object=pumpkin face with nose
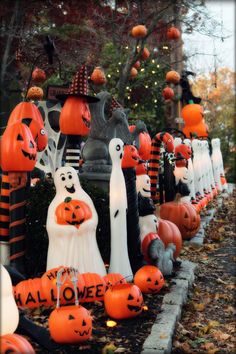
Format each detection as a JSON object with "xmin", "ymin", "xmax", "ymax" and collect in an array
[
  {"xmin": 104, "ymin": 283, "xmax": 143, "ymax": 320},
  {"xmin": 134, "ymin": 265, "xmax": 165, "ymax": 294},
  {"xmin": 0, "ymin": 122, "xmax": 37, "ymax": 171},
  {"xmin": 49, "ymin": 305, "xmax": 92, "ymax": 343}
]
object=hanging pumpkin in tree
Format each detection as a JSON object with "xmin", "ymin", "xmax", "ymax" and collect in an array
[
  {"xmin": 162, "ymin": 87, "xmax": 174, "ymax": 100},
  {"xmin": 167, "ymin": 27, "xmax": 181, "ymax": 40},
  {"xmin": 130, "ymin": 67, "xmax": 138, "ymax": 79},
  {"xmin": 55, "ymin": 197, "xmax": 92, "ymax": 228},
  {"xmin": 134, "ymin": 265, "xmax": 165, "ymax": 294},
  {"xmin": 131, "ymin": 25, "xmax": 147, "ymax": 39},
  {"xmin": 104, "ymin": 283, "xmax": 144, "ymax": 320},
  {"xmin": 49, "ymin": 305, "xmax": 92, "ymax": 344},
  {"xmin": 27, "ymin": 86, "xmax": 44, "ymax": 100},
  {"xmin": 0, "ymin": 333, "xmax": 35, "ymax": 354},
  {"xmin": 32, "ymin": 67, "xmax": 46, "ymax": 83},
  {"xmin": 140, "ymin": 47, "xmax": 150, "ymax": 60},
  {"xmin": 165, "ymin": 71, "xmax": 180, "ymax": 84},
  {"xmin": 133, "ymin": 61, "xmax": 141, "ymax": 69},
  {"xmin": 0, "ymin": 122, "xmax": 37, "ymax": 172},
  {"xmin": 160, "ymin": 194, "xmax": 200, "ymax": 239},
  {"xmin": 90, "ymin": 67, "xmax": 107, "ymax": 85}
]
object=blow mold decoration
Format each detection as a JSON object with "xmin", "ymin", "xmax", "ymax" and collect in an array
[
  {"xmin": 58, "ymin": 64, "xmax": 99, "ymax": 136},
  {"xmin": 108, "ymin": 138, "xmax": 133, "ymax": 279},
  {"xmin": 0, "ymin": 264, "xmax": 19, "ymax": 335},
  {"xmin": 134, "ymin": 265, "xmax": 165, "ymax": 294},
  {"xmin": 48, "ymin": 268, "xmax": 93, "ymax": 344},
  {"xmin": 181, "ymin": 102, "xmax": 208, "ymax": 138},
  {"xmin": 46, "ymin": 166, "xmax": 106, "ymax": 276},
  {"xmin": 0, "ymin": 333, "xmax": 35, "ymax": 354}
]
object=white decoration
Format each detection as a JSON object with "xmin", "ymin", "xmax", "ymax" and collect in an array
[
  {"xmin": 46, "ymin": 166, "xmax": 106, "ymax": 275},
  {"xmin": 192, "ymin": 139, "xmax": 204, "ymax": 196},
  {"xmin": 108, "ymin": 138, "xmax": 133, "ymax": 279},
  {"xmin": 136, "ymin": 174, "xmax": 151, "ymax": 198},
  {"xmin": 183, "ymin": 139, "xmax": 196, "ymax": 200}
]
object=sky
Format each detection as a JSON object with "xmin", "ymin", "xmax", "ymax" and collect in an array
[{"xmin": 182, "ymin": 0, "xmax": 235, "ymax": 74}]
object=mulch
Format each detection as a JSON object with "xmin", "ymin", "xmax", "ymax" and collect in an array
[{"xmin": 18, "ymin": 189, "xmax": 236, "ymax": 354}]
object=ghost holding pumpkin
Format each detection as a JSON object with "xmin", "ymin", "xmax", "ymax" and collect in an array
[{"xmin": 46, "ymin": 166, "xmax": 106, "ymax": 275}]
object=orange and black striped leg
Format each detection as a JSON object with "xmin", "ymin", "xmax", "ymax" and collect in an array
[{"xmin": 0, "ymin": 171, "xmax": 10, "ymax": 241}]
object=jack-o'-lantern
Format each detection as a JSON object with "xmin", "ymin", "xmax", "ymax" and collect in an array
[
  {"xmin": 167, "ymin": 27, "xmax": 181, "ymax": 40},
  {"xmin": 122, "ymin": 145, "xmax": 140, "ymax": 169},
  {"xmin": 32, "ymin": 67, "xmax": 46, "ymax": 83},
  {"xmin": 59, "ymin": 96, "xmax": 91, "ymax": 136},
  {"xmin": 103, "ymin": 273, "xmax": 127, "ymax": 288},
  {"xmin": 160, "ymin": 194, "xmax": 200, "ymax": 239},
  {"xmin": 41, "ymin": 267, "xmax": 85, "ymax": 306},
  {"xmin": 162, "ymin": 87, "xmax": 174, "ymax": 100},
  {"xmin": 27, "ymin": 86, "xmax": 44, "ymax": 100},
  {"xmin": 55, "ymin": 197, "xmax": 92, "ymax": 228},
  {"xmin": 165, "ymin": 70, "xmax": 180, "ymax": 84},
  {"xmin": 49, "ymin": 305, "xmax": 92, "ymax": 344},
  {"xmin": 181, "ymin": 104, "xmax": 204, "ymax": 126},
  {"xmin": 131, "ymin": 25, "xmax": 147, "ymax": 39},
  {"xmin": 104, "ymin": 283, "xmax": 143, "ymax": 320},
  {"xmin": 0, "ymin": 122, "xmax": 37, "ymax": 172},
  {"xmin": 134, "ymin": 265, "xmax": 165, "ymax": 294},
  {"xmin": 175, "ymin": 144, "xmax": 192, "ymax": 167},
  {"xmin": 90, "ymin": 67, "xmax": 107, "ymax": 85},
  {"xmin": 129, "ymin": 125, "xmax": 152, "ymax": 161},
  {"xmin": 0, "ymin": 333, "xmax": 35, "ymax": 354},
  {"xmin": 157, "ymin": 218, "xmax": 182, "ymax": 259},
  {"xmin": 81, "ymin": 273, "xmax": 106, "ymax": 302},
  {"xmin": 8, "ymin": 101, "xmax": 48, "ymax": 151},
  {"xmin": 14, "ymin": 278, "xmax": 49, "ymax": 309}
]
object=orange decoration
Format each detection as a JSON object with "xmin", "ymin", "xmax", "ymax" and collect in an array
[
  {"xmin": 167, "ymin": 27, "xmax": 181, "ymax": 40},
  {"xmin": 27, "ymin": 86, "xmax": 44, "ymax": 100},
  {"xmin": 165, "ymin": 70, "xmax": 180, "ymax": 84},
  {"xmin": 131, "ymin": 25, "xmax": 147, "ymax": 39},
  {"xmin": 90, "ymin": 67, "xmax": 107, "ymax": 85},
  {"xmin": 14, "ymin": 278, "xmax": 49, "ymax": 309},
  {"xmin": 162, "ymin": 87, "xmax": 174, "ymax": 100},
  {"xmin": 133, "ymin": 61, "xmax": 141, "ymax": 69},
  {"xmin": 80, "ymin": 273, "xmax": 106, "ymax": 302},
  {"xmin": 140, "ymin": 47, "xmax": 150, "ymax": 60},
  {"xmin": 129, "ymin": 125, "xmax": 152, "ymax": 161},
  {"xmin": 55, "ymin": 197, "xmax": 92, "ymax": 228},
  {"xmin": 0, "ymin": 333, "xmax": 35, "ymax": 354},
  {"xmin": 181, "ymin": 104, "xmax": 204, "ymax": 125},
  {"xmin": 32, "ymin": 67, "xmax": 46, "ymax": 83},
  {"xmin": 130, "ymin": 67, "xmax": 138, "ymax": 78},
  {"xmin": 134, "ymin": 265, "xmax": 165, "ymax": 294},
  {"xmin": 103, "ymin": 273, "xmax": 127, "ymax": 288},
  {"xmin": 157, "ymin": 218, "xmax": 182, "ymax": 259},
  {"xmin": 122, "ymin": 145, "xmax": 140, "ymax": 169},
  {"xmin": 183, "ymin": 122, "xmax": 208, "ymax": 138}
]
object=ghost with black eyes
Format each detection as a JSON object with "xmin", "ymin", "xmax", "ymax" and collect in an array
[{"xmin": 46, "ymin": 166, "xmax": 106, "ymax": 275}]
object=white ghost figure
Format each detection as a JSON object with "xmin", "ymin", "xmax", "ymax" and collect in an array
[
  {"xmin": 174, "ymin": 166, "xmax": 191, "ymax": 202},
  {"xmin": 174, "ymin": 137, "xmax": 182, "ymax": 148},
  {"xmin": 139, "ymin": 214, "xmax": 159, "ymax": 242},
  {"xmin": 211, "ymin": 138, "xmax": 226, "ymax": 191},
  {"xmin": 136, "ymin": 174, "xmax": 151, "ymax": 198},
  {"xmin": 0, "ymin": 264, "xmax": 19, "ymax": 335},
  {"xmin": 108, "ymin": 138, "xmax": 133, "ymax": 279},
  {"xmin": 183, "ymin": 139, "xmax": 196, "ymax": 200},
  {"xmin": 192, "ymin": 139, "xmax": 204, "ymax": 197},
  {"xmin": 203, "ymin": 140, "xmax": 215, "ymax": 191},
  {"xmin": 46, "ymin": 166, "xmax": 106, "ymax": 275}
]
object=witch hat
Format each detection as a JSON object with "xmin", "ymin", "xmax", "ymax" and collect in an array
[{"xmin": 56, "ymin": 64, "xmax": 99, "ymax": 102}]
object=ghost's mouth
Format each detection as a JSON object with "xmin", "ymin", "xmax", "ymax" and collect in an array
[
  {"xmin": 82, "ymin": 116, "xmax": 91, "ymax": 129},
  {"xmin": 65, "ymin": 185, "xmax": 75, "ymax": 193}
]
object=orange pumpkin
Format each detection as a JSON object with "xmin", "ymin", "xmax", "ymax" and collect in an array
[
  {"xmin": 133, "ymin": 61, "xmax": 141, "ymax": 69},
  {"xmin": 14, "ymin": 278, "xmax": 48, "ymax": 309},
  {"xmin": 183, "ymin": 122, "xmax": 208, "ymax": 138},
  {"xmin": 130, "ymin": 67, "xmax": 138, "ymax": 78},
  {"xmin": 27, "ymin": 86, "xmax": 44, "ymax": 100},
  {"xmin": 0, "ymin": 333, "xmax": 35, "ymax": 354},
  {"xmin": 55, "ymin": 197, "xmax": 92, "ymax": 228},
  {"xmin": 41, "ymin": 267, "xmax": 86, "ymax": 306},
  {"xmin": 134, "ymin": 265, "xmax": 165, "ymax": 294},
  {"xmin": 103, "ymin": 273, "xmax": 127, "ymax": 288},
  {"xmin": 131, "ymin": 25, "xmax": 147, "ymax": 39},
  {"xmin": 32, "ymin": 67, "xmax": 46, "ymax": 83},
  {"xmin": 181, "ymin": 104, "xmax": 204, "ymax": 125},
  {"xmin": 167, "ymin": 27, "xmax": 181, "ymax": 40},
  {"xmin": 49, "ymin": 305, "xmax": 92, "ymax": 343},
  {"xmin": 129, "ymin": 125, "xmax": 152, "ymax": 161},
  {"xmin": 104, "ymin": 283, "xmax": 143, "ymax": 320},
  {"xmin": 8, "ymin": 101, "xmax": 48, "ymax": 152},
  {"xmin": 140, "ymin": 47, "xmax": 150, "ymax": 60},
  {"xmin": 157, "ymin": 218, "xmax": 182, "ymax": 259},
  {"xmin": 81, "ymin": 273, "xmax": 106, "ymax": 302},
  {"xmin": 162, "ymin": 87, "xmax": 174, "ymax": 100},
  {"xmin": 122, "ymin": 145, "xmax": 140, "ymax": 169},
  {"xmin": 165, "ymin": 70, "xmax": 180, "ymax": 84},
  {"xmin": 160, "ymin": 196, "xmax": 201, "ymax": 239},
  {"xmin": 90, "ymin": 67, "xmax": 107, "ymax": 85},
  {"xmin": 174, "ymin": 144, "xmax": 192, "ymax": 167},
  {"xmin": 0, "ymin": 122, "xmax": 37, "ymax": 172},
  {"xmin": 59, "ymin": 96, "xmax": 91, "ymax": 136}
]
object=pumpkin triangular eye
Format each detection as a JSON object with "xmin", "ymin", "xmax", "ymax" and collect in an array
[
  {"xmin": 65, "ymin": 207, "xmax": 70, "ymax": 211},
  {"xmin": 184, "ymin": 212, "xmax": 188, "ymax": 218},
  {"xmin": 68, "ymin": 314, "xmax": 75, "ymax": 320},
  {"xmin": 147, "ymin": 277, "xmax": 151, "ymax": 282},
  {"xmin": 17, "ymin": 134, "xmax": 23, "ymax": 141},
  {"xmin": 75, "ymin": 205, "xmax": 80, "ymax": 209},
  {"xmin": 155, "ymin": 280, "xmax": 159, "ymax": 285},
  {"xmin": 22, "ymin": 118, "xmax": 32, "ymax": 126},
  {"xmin": 128, "ymin": 294, "xmax": 134, "ymax": 300},
  {"xmin": 82, "ymin": 320, "xmax": 86, "ymax": 326}
]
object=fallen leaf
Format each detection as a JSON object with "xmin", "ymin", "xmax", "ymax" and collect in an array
[
  {"xmin": 212, "ymin": 330, "xmax": 231, "ymax": 341},
  {"xmin": 193, "ymin": 303, "xmax": 206, "ymax": 311},
  {"xmin": 102, "ymin": 343, "xmax": 117, "ymax": 354},
  {"xmin": 159, "ymin": 333, "xmax": 168, "ymax": 339},
  {"xmin": 216, "ymin": 278, "xmax": 228, "ymax": 285},
  {"xmin": 114, "ymin": 348, "xmax": 127, "ymax": 353}
]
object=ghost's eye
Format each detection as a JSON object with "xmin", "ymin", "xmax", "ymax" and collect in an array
[
  {"xmin": 61, "ymin": 176, "xmax": 66, "ymax": 181},
  {"xmin": 116, "ymin": 145, "xmax": 121, "ymax": 151},
  {"xmin": 68, "ymin": 174, "xmax": 72, "ymax": 179}
]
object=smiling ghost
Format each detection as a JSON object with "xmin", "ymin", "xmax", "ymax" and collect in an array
[{"xmin": 46, "ymin": 166, "xmax": 106, "ymax": 275}]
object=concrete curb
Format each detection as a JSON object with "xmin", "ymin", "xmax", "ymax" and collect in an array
[{"xmin": 141, "ymin": 260, "xmax": 198, "ymax": 354}]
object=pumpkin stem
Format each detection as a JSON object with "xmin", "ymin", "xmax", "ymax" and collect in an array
[{"xmin": 64, "ymin": 197, "xmax": 72, "ymax": 203}]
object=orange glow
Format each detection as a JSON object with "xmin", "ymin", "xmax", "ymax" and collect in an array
[
  {"xmin": 143, "ymin": 305, "xmax": 148, "ymax": 311},
  {"xmin": 106, "ymin": 320, "xmax": 117, "ymax": 327}
]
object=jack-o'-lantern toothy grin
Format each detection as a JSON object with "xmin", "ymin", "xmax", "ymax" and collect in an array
[
  {"xmin": 74, "ymin": 329, "xmax": 91, "ymax": 336},
  {"xmin": 65, "ymin": 185, "xmax": 75, "ymax": 193},
  {"xmin": 22, "ymin": 149, "xmax": 36, "ymax": 160},
  {"xmin": 67, "ymin": 219, "xmax": 84, "ymax": 226},
  {"xmin": 82, "ymin": 116, "xmax": 91, "ymax": 128},
  {"xmin": 127, "ymin": 304, "xmax": 143, "ymax": 312}
]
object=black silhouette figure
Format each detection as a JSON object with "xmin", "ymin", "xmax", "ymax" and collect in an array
[
  {"xmin": 180, "ymin": 71, "xmax": 201, "ymax": 105},
  {"xmin": 44, "ymin": 36, "xmax": 56, "ymax": 65}
]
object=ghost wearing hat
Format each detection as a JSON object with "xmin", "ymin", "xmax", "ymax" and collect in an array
[{"xmin": 46, "ymin": 166, "xmax": 106, "ymax": 275}]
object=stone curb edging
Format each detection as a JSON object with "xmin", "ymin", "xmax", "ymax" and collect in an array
[{"xmin": 141, "ymin": 260, "xmax": 198, "ymax": 354}]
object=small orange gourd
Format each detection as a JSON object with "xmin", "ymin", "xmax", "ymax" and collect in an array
[
  {"xmin": 90, "ymin": 67, "xmax": 107, "ymax": 85},
  {"xmin": 165, "ymin": 70, "xmax": 180, "ymax": 84},
  {"xmin": 131, "ymin": 25, "xmax": 147, "ymax": 39}
]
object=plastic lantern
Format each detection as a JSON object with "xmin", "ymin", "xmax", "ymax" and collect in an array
[
  {"xmin": 158, "ymin": 218, "xmax": 182, "ymax": 259},
  {"xmin": 0, "ymin": 265, "xmax": 19, "ymax": 335},
  {"xmin": 122, "ymin": 145, "xmax": 140, "ymax": 169},
  {"xmin": 181, "ymin": 104, "xmax": 204, "ymax": 126},
  {"xmin": 134, "ymin": 265, "xmax": 165, "ymax": 294},
  {"xmin": 27, "ymin": 86, "xmax": 44, "ymax": 100},
  {"xmin": 55, "ymin": 197, "xmax": 92, "ymax": 228},
  {"xmin": 0, "ymin": 333, "xmax": 35, "ymax": 353},
  {"xmin": 129, "ymin": 125, "xmax": 152, "ymax": 161},
  {"xmin": 104, "ymin": 283, "xmax": 144, "ymax": 320}
]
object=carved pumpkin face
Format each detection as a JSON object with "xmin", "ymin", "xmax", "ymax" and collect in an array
[
  {"xmin": 0, "ymin": 122, "xmax": 37, "ymax": 171},
  {"xmin": 134, "ymin": 265, "xmax": 165, "ymax": 294},
  {"xmin": 59, "ymin": 96, "xmax": 91, "ymax": 136},
  {"xmin": 27, "ymin": 86, "xmax": 44, "ymax": 100},
  {"xmin": 104, "ymin": 283, "xmax": 144, "ymax": 320},
  {"xmin": 8, "ymin": 101, "xmax": 48, "ymax": 151},
  {"xmin": 49, "ymin": 305, "xmax": 92, "ymax": 343},
  {"xmin": 0, "ymin": 333, "xmax": 35, "ymax": 354},
  {"xmin": 55, "ymin": 197, "xmax": 92, "ymax": 228},
  {"xmin": 122, "ymin": 145, "xmax": 140, "ymax": 168}
]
